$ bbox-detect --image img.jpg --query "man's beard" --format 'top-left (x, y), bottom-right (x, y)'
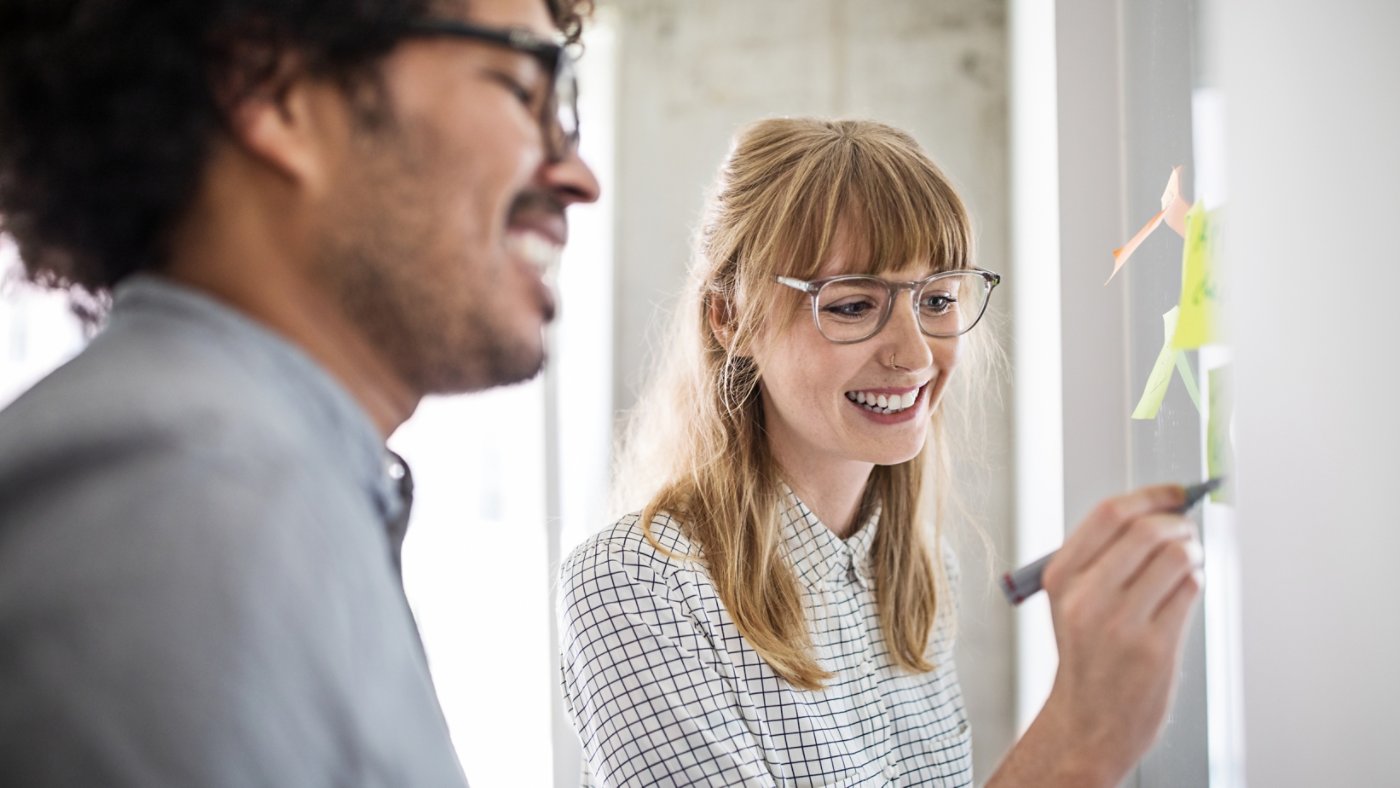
top-left (318, 235), bottom-right (548, 396)
top-left (319, 122), bottom-right (562, 395)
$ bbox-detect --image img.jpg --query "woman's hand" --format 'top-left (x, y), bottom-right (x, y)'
top-left (989, 484), bottom-right (1204, 787)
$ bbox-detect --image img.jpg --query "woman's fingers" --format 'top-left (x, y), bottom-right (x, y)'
top-left (1153, 567), bottom-right (1205, 632)
top-left (1045, 484), bottom-right (1187, 591)
top-left (1118, 534), bottom-right (1203, 623)
top-left (1084, 512), bottom-right (1196, 596)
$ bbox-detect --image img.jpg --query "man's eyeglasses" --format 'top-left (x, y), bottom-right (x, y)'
top-left (400, 19), bottom-right (579, 162)
top-left (775, 269), bottom-right (1002, 344)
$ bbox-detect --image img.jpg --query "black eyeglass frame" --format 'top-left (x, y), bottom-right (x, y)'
top-left (399, 18), bottom-right (580, 161)
top-left (774, 268), bottom-right (1002, 343)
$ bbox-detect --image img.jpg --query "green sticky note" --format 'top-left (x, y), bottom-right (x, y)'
top-left (1207, 366), bottom-right (1234, 503)
top-left (1133, 307), bottom-right (1181, 420)
top-left (1171, 201), bottom-right (1219, 349)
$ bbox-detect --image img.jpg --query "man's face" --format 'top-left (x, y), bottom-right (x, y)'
top-left (316, 0), bottom-right (600, 395)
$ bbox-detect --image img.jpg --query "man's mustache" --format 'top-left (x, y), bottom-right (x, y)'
top-left (507, 190), bottom-right (567, 222)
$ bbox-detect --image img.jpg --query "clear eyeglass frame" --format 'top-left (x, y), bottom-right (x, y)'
top-left (774, 268), bottom-right (1002, 344)
top-left (399, 18), bottom-right (580, 161)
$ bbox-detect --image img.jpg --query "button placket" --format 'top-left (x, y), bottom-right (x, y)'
top-left (839, 558), bottom-right (899, 781)
top-left (836, 575), bottom-right (896, 779)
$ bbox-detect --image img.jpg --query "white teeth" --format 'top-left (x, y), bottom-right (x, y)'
top-left (506, 231), bottom-right (562, 274)
top-left (844, 387), bottom-right (923, 414)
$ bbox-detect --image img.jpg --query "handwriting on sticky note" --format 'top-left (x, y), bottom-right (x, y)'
top-left (1107, 166), bottom-right (1189, 285)
top-left (1171, 200), bottom-right (1220, 349)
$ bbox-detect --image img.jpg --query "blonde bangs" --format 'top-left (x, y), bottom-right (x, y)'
top-left (836, 133), bottom-right (974, 278)
top-left (727, 120), bottom-right (974, 289)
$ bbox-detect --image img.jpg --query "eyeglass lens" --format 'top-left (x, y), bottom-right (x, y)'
top-left (545, 57), bottom-right (579, 158)
top-left (814, 272), bottom-right (991, 342)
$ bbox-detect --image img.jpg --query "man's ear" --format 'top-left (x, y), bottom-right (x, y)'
top-left (217, 52), bottom-right (343, 193)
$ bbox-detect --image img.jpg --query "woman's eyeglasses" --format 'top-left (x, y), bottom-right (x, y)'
top-left (774, 269), bottom-right (1001, 344)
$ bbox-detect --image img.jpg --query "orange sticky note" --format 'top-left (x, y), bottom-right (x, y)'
top-left (1107, 166), bottom-right (1189, 284)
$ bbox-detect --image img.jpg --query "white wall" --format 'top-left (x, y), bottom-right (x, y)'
top-left (1219, 1), bottom-right (1400, 784)
top-left (604, 0), bottom-right (1016, 779)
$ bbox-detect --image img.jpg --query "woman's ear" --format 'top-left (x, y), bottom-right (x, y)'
top-left (707, 294), bottom-right (735, 350)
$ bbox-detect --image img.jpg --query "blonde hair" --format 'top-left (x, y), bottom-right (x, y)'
top-left (617, 117), bottom-right (979, 691)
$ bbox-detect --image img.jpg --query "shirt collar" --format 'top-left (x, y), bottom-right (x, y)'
top-left (781, 486), bottom-right (881, 590)
top-left (111, 275), bottom-right (409, 536)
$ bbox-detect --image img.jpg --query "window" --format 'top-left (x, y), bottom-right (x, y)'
top-left (0, 239), bottom-right (86, 409)
top-left (1029, 0), bottom-right (1241, 785)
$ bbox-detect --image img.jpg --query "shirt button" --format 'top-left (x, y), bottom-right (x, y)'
top-left (883, 763), bottom-right (900, 780)
top-left (386, 459), bottom-right (406, 481)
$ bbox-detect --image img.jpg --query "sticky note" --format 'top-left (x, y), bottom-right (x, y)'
top-left (1175, 352), bottom-right (1201, 413)
top-left (1107, 166), bottom-right (1190, 284)
top-left (1171, 200), bottom-right (1219, 349)
top-left (1132, 307), bottom-right (1181, 420)
top-left (1207, 366), bottom-right (1234, 503)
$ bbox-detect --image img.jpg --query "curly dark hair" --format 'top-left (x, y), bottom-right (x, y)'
top-left (0, 0), bottom-right (594, 296)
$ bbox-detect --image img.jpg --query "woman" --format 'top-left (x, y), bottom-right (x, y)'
top-left (559, 118), bottom-right (1202, 787)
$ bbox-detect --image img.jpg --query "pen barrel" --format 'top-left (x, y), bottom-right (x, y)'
top-left (1000, 552), bottom-right (1055, 605)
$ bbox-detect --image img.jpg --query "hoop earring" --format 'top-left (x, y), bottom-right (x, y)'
top-left (719, 354), bottom-right (756, 412)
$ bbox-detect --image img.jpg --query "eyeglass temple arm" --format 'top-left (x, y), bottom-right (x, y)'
top-left (775, 276), bottom-right (819, 294)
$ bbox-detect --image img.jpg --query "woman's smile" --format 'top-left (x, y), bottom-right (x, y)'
top-left (843, 381), bottom-right (932, 424)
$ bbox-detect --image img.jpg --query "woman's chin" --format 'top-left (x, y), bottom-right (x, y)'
top-left (862, 443), bottom-right (927, 468)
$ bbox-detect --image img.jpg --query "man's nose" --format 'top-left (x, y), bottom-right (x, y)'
top-left (540, 146), bottom-right (601, 207)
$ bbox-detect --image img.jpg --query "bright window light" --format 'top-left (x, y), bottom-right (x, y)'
top-left (396, 13), bottom-right (617, 787)
top-left (0, 238), bottom-right (87, 409)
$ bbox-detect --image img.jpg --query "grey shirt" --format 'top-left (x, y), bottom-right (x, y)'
top-left (0, 276), bottom-right (467, 786)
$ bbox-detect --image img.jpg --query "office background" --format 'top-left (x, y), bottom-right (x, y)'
top-left (1, 1), bottom-right (1394, 786)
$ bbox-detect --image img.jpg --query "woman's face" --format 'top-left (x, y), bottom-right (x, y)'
top-left (750, 234), bottom-right (961, 478)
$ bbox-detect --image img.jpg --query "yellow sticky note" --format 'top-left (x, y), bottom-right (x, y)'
top-left (1171, 201), bottom-right (1219, 349)
top-left (1207, 366), bottom-right (1234, 503)
top-left (1132, 307), bottom-right (1181, 420)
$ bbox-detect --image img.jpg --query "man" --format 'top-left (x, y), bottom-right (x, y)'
top-left (0, 0), bottom-right (599, 783)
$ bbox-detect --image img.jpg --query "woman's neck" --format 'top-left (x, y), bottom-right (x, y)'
top-left (773, 447), bottom-right (874, 539)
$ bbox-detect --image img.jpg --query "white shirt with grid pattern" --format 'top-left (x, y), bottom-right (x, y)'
top-left (559, 491), bottom-right (972, 787)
